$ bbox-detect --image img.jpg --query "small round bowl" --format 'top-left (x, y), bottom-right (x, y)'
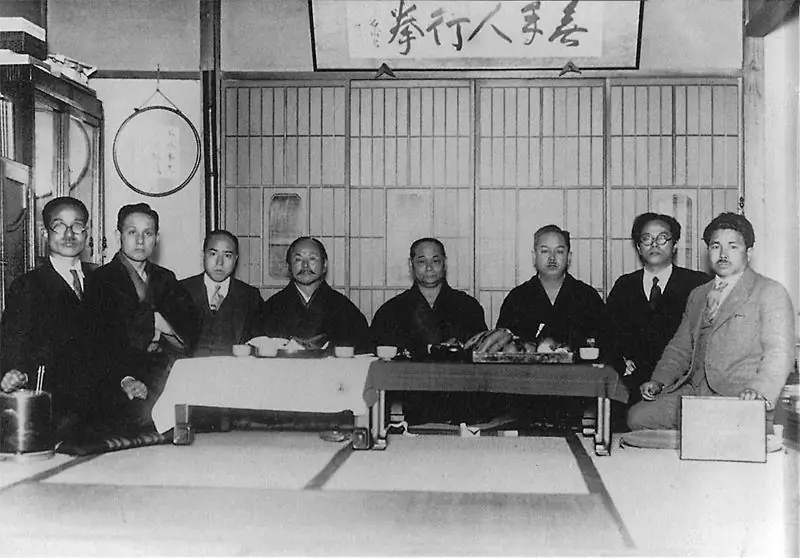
top-left (579, 347), bottom-right (599, 361)
top-left (256, 345), bottom-right (278, 358)
top-left (376, 345), bottom-right (398, 361)
top-left (334, 346), bottom-right (355, 358)
top-left (232, 344), bottom-right (252, 357)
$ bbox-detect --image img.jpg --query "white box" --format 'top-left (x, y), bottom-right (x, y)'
top-left (680, 396), bottom-right (766, 463)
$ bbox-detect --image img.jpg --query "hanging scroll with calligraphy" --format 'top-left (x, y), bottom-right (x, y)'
top-left (309, 0), bottom-right (643, 71)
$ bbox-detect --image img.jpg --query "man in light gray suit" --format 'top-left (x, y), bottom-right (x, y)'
top-left (628, 212), bottom-right (796, 430)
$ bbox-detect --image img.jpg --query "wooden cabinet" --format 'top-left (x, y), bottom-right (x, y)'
top-left (0, 59), bottom-right (103, 313)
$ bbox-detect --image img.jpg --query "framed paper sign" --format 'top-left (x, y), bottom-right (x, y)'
top-left (309, 0), bottom-right (644, 71)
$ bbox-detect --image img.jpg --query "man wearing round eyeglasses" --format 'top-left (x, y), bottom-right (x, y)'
top-left (0, 196), bottom-right (100, 442)
top-left (603, 213), bottom-right (711, 407)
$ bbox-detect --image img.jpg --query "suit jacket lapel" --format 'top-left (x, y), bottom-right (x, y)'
top-left (41, 260), bottom-right (82, 302)
top-left (712, 268), bottom-right (756, 329)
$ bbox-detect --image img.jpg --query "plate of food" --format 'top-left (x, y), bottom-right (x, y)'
top-left (467, 330), bottom-right (574, 364)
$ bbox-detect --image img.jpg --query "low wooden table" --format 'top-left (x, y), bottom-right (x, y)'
top-left (151, 356), bottom-right (375, 444)
top-left (362, 360), bottom-right (628, 456)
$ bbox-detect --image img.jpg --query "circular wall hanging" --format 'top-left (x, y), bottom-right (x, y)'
top-left (112, 105), bottom-right (201, 198)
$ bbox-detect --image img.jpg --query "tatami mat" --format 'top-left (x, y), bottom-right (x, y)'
top-left (42, 431), bottom-right (348, 490)
top-left (0, 453), bottom-right (75, 489)
top-left (326, 434), bottom-right (590, 494)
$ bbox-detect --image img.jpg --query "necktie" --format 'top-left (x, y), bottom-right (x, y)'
top-left (210, 284), bottom-right (223, 311)
top-left (706, 281), bottom-right (728, 322)
top-left (649, 277), bottom-right (662, 311)
top-left (70, 269), bottom-right (83, 301)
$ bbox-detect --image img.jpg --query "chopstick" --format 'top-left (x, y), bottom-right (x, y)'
top-left (35, 365), bottom-right (45, 392)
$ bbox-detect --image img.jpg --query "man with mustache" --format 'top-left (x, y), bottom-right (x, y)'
top-left (496, 225), bottom-right (605, 349)
top-left (628, 212), bottom-right (795, 431)
top-left (603, 213), bottom-right (711, 405)
top-left (495, 225), bottom-right (606, 427)
top-left (261, 236), bottom-right (371, 353)
top-left (0, 196), bottom-right (99, 442)
top-left (180, 230), bottom-right (264, 357)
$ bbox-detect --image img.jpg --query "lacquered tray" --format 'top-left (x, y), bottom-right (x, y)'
top-left (471, 351), bottom-right (574, 364)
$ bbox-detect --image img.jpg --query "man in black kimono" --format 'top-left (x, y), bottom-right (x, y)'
top-left (0, 197), bottom-right (99, 442)
top-left (497, 225), bottom-right (605, 349)
top-left (371, 237), bottom-right (486, 357)
top-left (496, 225), bottom-right (605, 427)
top-left (261, 237), bottom-right (371, 353)
top-left (371, 237), bottom-right (488, 424)
top-left (603, 213), bottom-right (710, 404)
top-left (86, 203), bottom-right (199, 434)
top-left (180, 230), bottom-right (263, 357)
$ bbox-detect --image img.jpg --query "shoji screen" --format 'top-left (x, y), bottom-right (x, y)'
top-left (475, 81), bottom-right (605, 326)
top-left (224, 82), bottom-right (347, 300)
top-left (607, 81), bottom-right (741, 289)
top-left (349, 82), bottom-right (472, 320)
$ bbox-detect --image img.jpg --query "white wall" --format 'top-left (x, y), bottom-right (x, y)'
top-left (753, 16), bottom-right (800, 319)
top-left (91, 79), bottom-right (205, 280)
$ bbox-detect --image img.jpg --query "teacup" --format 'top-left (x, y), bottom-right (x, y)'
top-left (256, 345), bottom-right (278, 358)
top-left (334, 346), bottom-right (354, 358)
top-left (376, 345), bottom-right (398, 361)
top-left (232, 344), bottom-right (252, 357)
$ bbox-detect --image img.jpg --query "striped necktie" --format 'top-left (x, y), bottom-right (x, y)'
top-left (706, 281), bottom-right (728, 322)
top-left (70, 269), bottom-right (83, 301)
top-left (210, 284), bottom-right (223, 311)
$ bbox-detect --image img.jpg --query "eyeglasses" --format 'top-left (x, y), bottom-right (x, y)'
top-left (49, 222), bottom-right (87, 236)
top-left (639, 232), bottom-right (672, 247)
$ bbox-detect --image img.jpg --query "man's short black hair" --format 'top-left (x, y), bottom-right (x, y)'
top-left (43, 196), bottom-right (89, 225)
top-left (117, 203), bottom-right (159, 233)
top-left (285, 236), bottom-right (328, 263)
top-left (534, 225), bottom-right (571, 252)
top-left (409, 237), bottom-right (446, 259)
top-left (631, 212), bottom-right (682, 244)
top-left (203, 229), bottom-right (239, 254)
top-left (702, 212), bottom-right (755, 248)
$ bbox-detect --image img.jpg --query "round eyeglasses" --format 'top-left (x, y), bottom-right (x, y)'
top-left (49, 222), bottom-right (87, 236)
top-left (639, 232), bottom-right (672, 247)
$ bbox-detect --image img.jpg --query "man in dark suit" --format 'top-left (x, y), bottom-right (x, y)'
top-left (261, 236), bottom-right (371, 353)
top-left (603, 213), bottom-right (711, 404)
top-left (180, 230), bottom-right (263, 356)
top-left (497, 225), bottom-right (605, 349)
top-left (0, 196), bottom-right (98, 442)
top-left (628, 212), bottom-right (796, 430)
top-left (86, 203), bottom-right (199, 434)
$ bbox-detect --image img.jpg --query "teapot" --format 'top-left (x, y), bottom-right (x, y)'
top-left (0, 390), bottom-right (55, 460)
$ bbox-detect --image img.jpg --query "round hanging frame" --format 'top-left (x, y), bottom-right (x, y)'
top-left (112, 105), bottom-right (201, 198)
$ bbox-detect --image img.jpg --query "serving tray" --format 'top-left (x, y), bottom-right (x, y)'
top-left (471, 351), bottom-right (574, 364)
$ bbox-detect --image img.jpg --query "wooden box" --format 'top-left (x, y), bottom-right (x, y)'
top-left (680, 396), bottom-right (766, 463)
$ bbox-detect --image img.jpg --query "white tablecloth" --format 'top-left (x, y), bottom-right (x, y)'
top-left (151, 355), bottom-right (376, 433)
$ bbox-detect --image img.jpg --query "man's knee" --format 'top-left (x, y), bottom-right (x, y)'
top-left (627, 398), bottom-right (679, 431)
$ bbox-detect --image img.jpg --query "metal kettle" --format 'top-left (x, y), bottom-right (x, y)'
top-left (0, 390), bottom-right (55, 460)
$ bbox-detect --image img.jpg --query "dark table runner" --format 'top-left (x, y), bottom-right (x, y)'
top-left (362, 361), bottom-right (628, 407)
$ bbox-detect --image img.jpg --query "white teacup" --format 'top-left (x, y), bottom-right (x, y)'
top-left (256, 345), bottom-right (278, 358)
top-left (334, 346), bottom-right (354, 358)
top-left (579, 347), bottom-right (599, 361)
top-left (232, 344), bottom-right (252, 357)
top-left (376, 345), bottom-right (398, 361)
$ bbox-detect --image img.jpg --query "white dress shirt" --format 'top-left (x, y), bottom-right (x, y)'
top-left (642, 264), bottom-right (673, 301)
top-left (204, 274), bottom-right (231, 307)
top-left (49, 254), bottom-right (84, 294)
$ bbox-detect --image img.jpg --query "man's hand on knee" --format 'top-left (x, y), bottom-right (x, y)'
top-left (639, 380), bottom-right (664, 401)
top-left (737, 388), bottom-right (773, 410)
